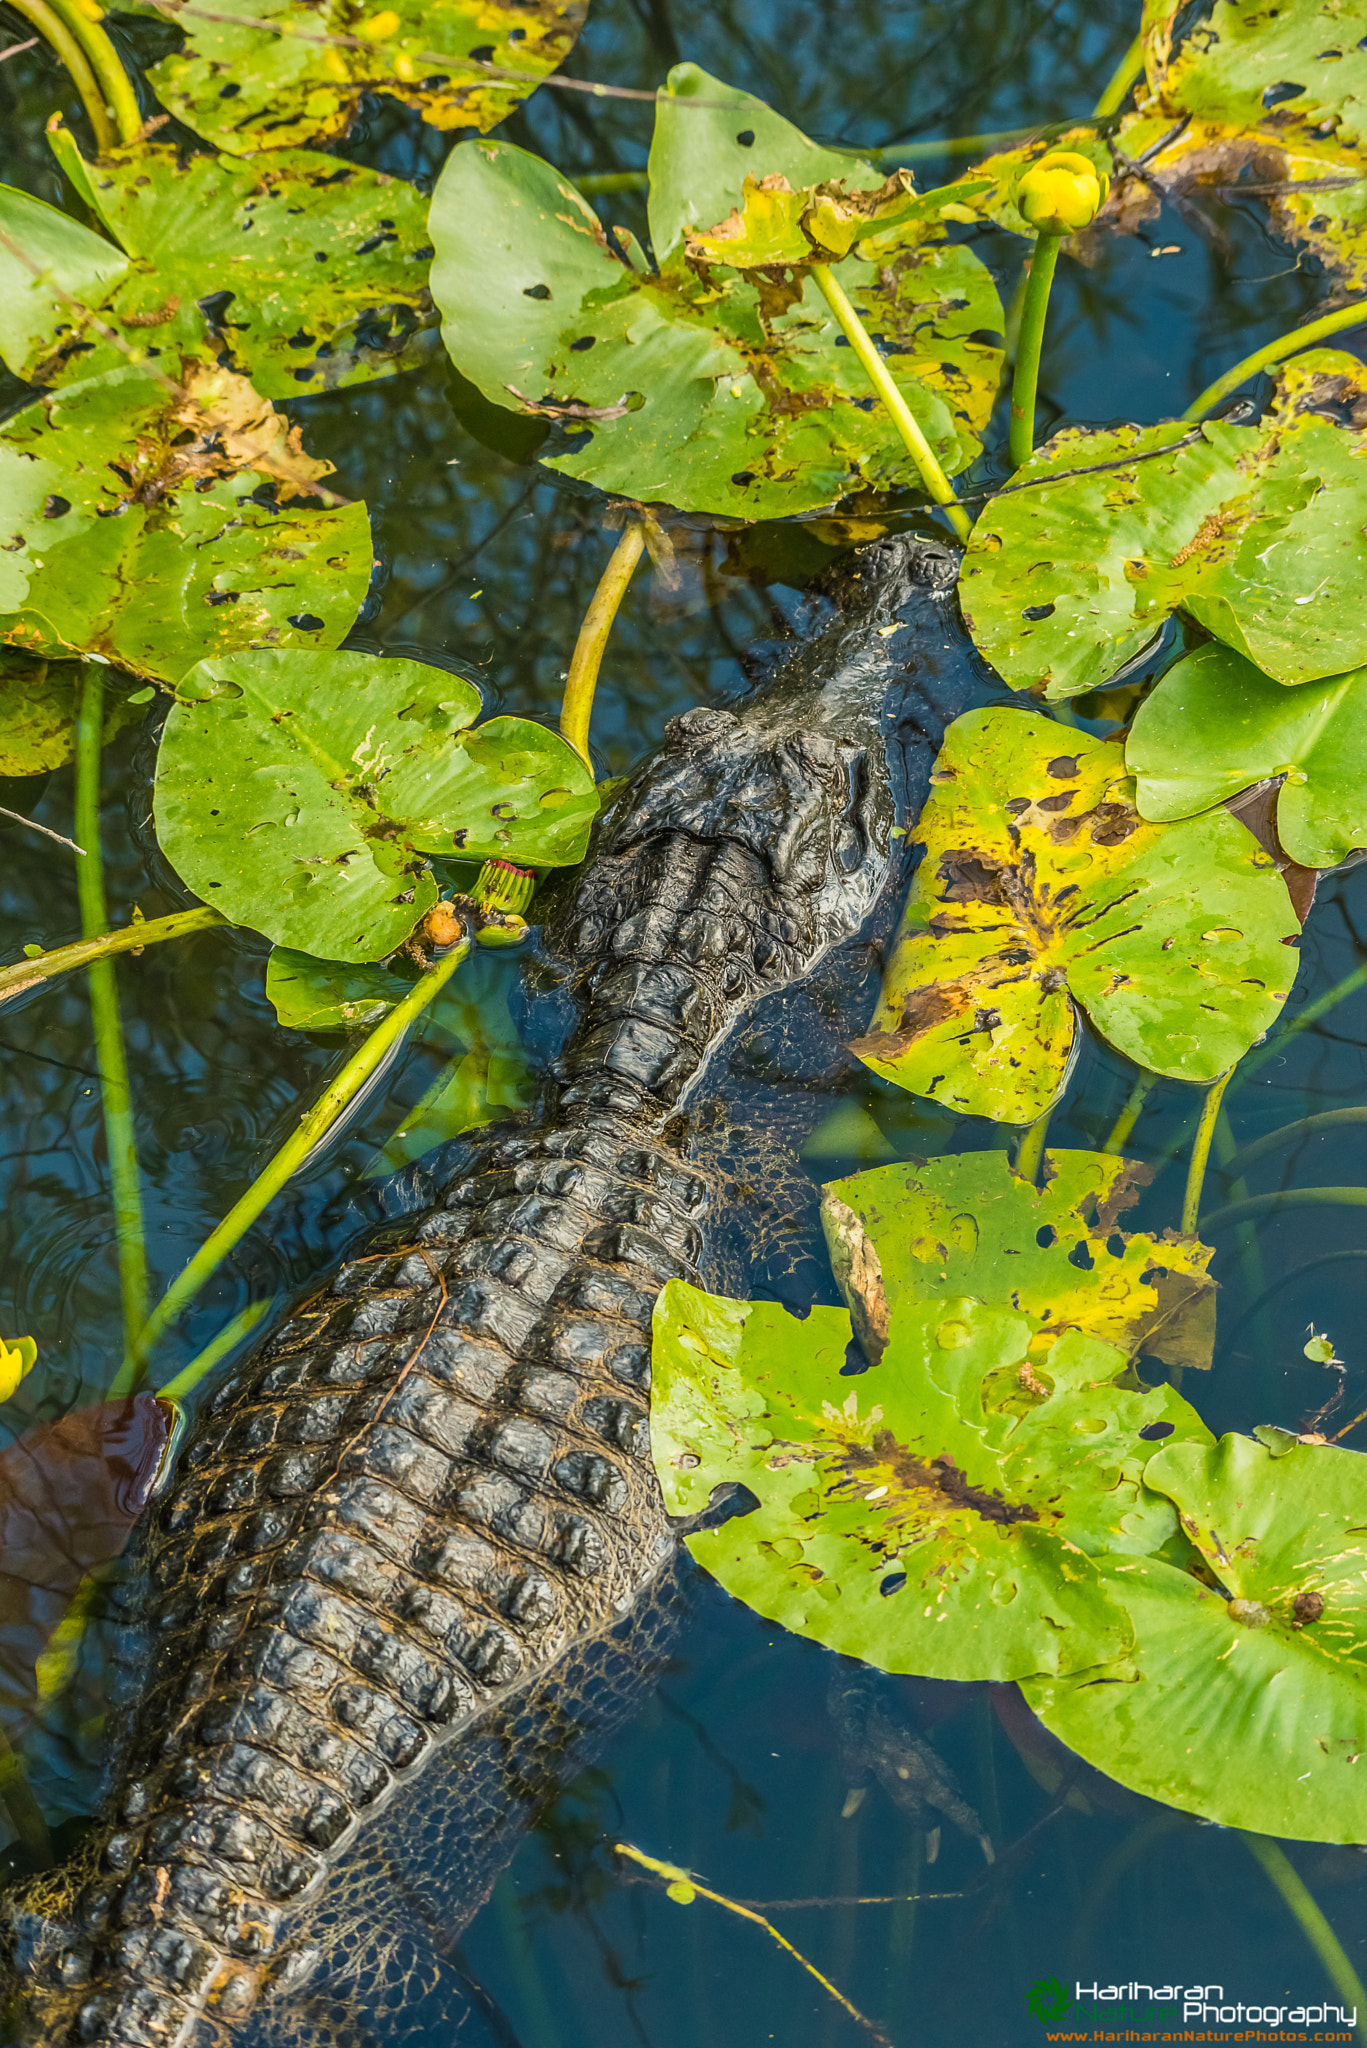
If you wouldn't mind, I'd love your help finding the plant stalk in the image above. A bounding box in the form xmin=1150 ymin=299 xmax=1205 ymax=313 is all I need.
xmin=116 ymin=933 xmax=472 ymax=1391
xmin=156 ymin=1294 xmax=274 ymax=1403
xmin=0 ymin=904 xmax=226 ymax=1009
xmin=1233 ymin=959 xmax=1367 ymax=1087
xmin=1182 ymin=1069 xmax=1232 ymax=1235
xmin=1013 ymin=1109 xmax=1051 ymax=1186
xmin=1008 ymin=234 xmax=1062 ymax=470
xmin=1092 ymin=29 xmax=1146 ymax=118
xmin=1183 ymin=300 xmax=1367 ymax=421
xmin=1222 ymin=1104 xmax=1367 ymax=1183
xmin=1102 ymin=1073 xmax=1152 ymax=1156
xmin=6 ymin=0 xmax=117 ymax=151
xmin=1243 ymin=1835 xmax=1367 ymax=2046
xmin=76 ymin=669 xmax=150 ymax=1372
xmin=809 ymin=261 xmax=972 ymax=540
xmin=1199 ymin=1186 xmax=1367 ymax=1236
xmin=560 ymin=521 xmax=646 ymax=765
xmin=42 ymin=0 xmax=140 ymax=142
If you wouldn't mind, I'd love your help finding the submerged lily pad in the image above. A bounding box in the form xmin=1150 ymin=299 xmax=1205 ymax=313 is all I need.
xmin=821 ymin=1150 xmax=1217 ymax=1375
xmin=0 ymin=367 xmax=369 ymax=685
xmin=429 ymin=79 xmax=1002 ymax=519
xmin=33 ymin=127 xmax=434 ymax=399
xmin=962 ymin=358 xmax=1367 ymax=698
xmin=0 ymin=655 xmax=142 ymax=774
xmin=1025 ymin=1431 xmax=1367 ymax=1843
xmin=136 ymin=0 xmax=587 ymax=156
xmin=154 ymin=651 xmax=596 ymax=961
xmin=652 ymin=1271 xmax=1209 ymax=1683
xmin=265 ymin=949 xmax=413 ymax=1031
xmin=1128 ymin=642 xmax=1367 ymax=869
xmin=851 ymin=708 xmax=1298 ymax=1124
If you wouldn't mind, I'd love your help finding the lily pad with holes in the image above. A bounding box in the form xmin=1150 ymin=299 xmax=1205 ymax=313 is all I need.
xmin=429 ymin=90 xmax=1003 ymax=519
xmin=851 ymin=707 xmax=1298 ymax=1124
xmin=0 ymin=366 xmax=370 ymax=685
xmin=129 ymin=0 xmax=586 ymax=157
xmin=1128 ymin=641 xmax=1367 ymax=869
xmin=154 ymin=651 xmax=596 ymax=961
xmin=33 ymin=127 xmax=435 ymax=399
xmin=1142 ymin=0 xmax=1367 ymax=147
xmin=821 ymin=1150 xmax=1217 ymax=1376
xmin=0 ymin=654 xmax=143 ymax=774
xmin=651 ymin=1270 xmax=1210 ymax=1683
xmin=1024 ymin=1431 xmax=1367 ymax=1842
xmin=961 ymin=356 xmax=1367 ymax=699
xmin=0 ymin=181 xmax=129 ymax=386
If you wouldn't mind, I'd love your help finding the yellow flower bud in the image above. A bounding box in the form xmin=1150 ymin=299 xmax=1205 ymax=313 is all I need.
xmin=1014 ymin=151 xmax=1109 ymax=236
xmin=0 ymin=1333 xmax=37 ymax=1404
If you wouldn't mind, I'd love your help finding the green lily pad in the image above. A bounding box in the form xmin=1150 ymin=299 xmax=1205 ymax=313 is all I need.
xmin=684 ymin=166 xmax=994 ymax=269
xmin=0 ymin=367 xmax=369 ymax=685
xmin=429 ymin=98 xmax=1002 ymax=519
xmin=851 ymin=707 xmax=1298 ymax=1123
xmin=652 ymin=1272 xmax=1210 ymax=1683
xmin=35 ymin=127 xmax=434 ymax=400
xmin=1024 ymin=1431 xmax=1367 ymax=1842
xmin=0 ymin=654 xmax=142 ymax=774
xmin=821 ymin=1150 xmax=1217 ymax=1376
xmin=961 ymin=357 xmax=1367 ymax=698
xmin=154 ymin=651 xmax=596 ymax=961
xmin=135 ymin=0 xmax=586 ymax=157
xmin=1128 ymin=641 xmax=1367 ymax=869
xmin=265 ymin=949 xmax=413 ymax=1031
xmin=0 ymin=182 xmax=129 ymax=386
xmin=1142 ymin=0 xmax=1367 ymax=147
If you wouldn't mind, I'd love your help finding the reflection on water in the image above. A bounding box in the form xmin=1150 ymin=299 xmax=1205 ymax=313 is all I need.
xmin=4 ymin=0 xmax=1367 ymax=2038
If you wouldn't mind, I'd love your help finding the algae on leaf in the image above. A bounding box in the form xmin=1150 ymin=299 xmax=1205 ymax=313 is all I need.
xmin=155 ymin=651 xmax=596 ymax=961
xmin=135 ymin=0 xmax=587 ymax=156
xmin=852 ymin=708 xmax=1297 ymax=1124
xmin=1024 ymin=1431 xmax=1367 ymax=1844
xmin=962 ymin=356 xmax=1367 ymax=699
xmin=0 ymin=367 xmax=369 ymax=685
xmin=1128 ymin=642 xmax=1367 ymax=870
xmin=429 ymin=84 xmax=1003 ymax=519
xmin=822 ymin=1150 xmax=1217 ymax=1376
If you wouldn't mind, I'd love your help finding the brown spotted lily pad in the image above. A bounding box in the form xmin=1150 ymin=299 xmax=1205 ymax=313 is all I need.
xmin=851 ymin=707 xmax=1299 ymax=1125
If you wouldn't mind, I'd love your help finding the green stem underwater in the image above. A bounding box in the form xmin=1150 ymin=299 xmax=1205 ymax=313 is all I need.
xmin=1102 ymin=1073 xmax=1153 ymax=1155
xmin=1092 ymin=28 xmax=1146 ymax=118
xmin=6 ymin=0 xmax=118 ymax=151
xmin=1243 ymin=1836 xmax=1367 ymax=2047
xmin=1182 ymin=1069 xmax=1232 ymax=1235
xmin=115 ymin=931 xmax=473 ymax=1392
xmin=1013 ymin=1109 xmax=1052 ymax=1186
xmin=1184 ymin=299 xmax=1367 ymax=421
xmin=1008 ymin=234 xmax=1061 ymax=470
xmin=0 ymin=904 xmax=226 ymax=1009
xmin=809 ymin=261 xmax=972 ymax=540
xmin=156 ymin=1294 xmax=274 ymax=1404
xmin=42 ymin=0 xmax=141 ymax=143
xmin=76 ymin=669 xmax=150 ymax=1378
xmin=1199 ymin=1185 xmax=1367 ymax=1235
xmin=560 ymin=520 xmax=647 ymax=764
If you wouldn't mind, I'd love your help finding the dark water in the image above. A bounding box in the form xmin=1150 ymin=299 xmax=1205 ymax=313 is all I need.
xmin=3 ymin=0 xmax=1367 ymax=2041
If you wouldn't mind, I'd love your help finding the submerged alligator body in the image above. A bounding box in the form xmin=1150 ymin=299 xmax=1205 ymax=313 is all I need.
xmin=3 ymin=537 xmax=979 ymax=2048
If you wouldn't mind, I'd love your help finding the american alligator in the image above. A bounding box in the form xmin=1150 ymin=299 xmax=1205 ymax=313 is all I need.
xmin=2 ymin=534 xmax=982 ymax=2048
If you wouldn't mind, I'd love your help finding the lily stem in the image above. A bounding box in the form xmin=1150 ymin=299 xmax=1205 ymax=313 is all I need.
xmin=156 ymin=1295 xmax=274 ymax=1404
xmin=9 ymin=0 xmax=140 ymax=147
xmin=1013 ymin=1109 xmax=1052 ymax=1186
xmin=1182 ymin=1069 xmax=1232 ymax=1235
xmin=809 ymin=261 xmax=972 ymax=540
xmin=113 ymin=932 xmax=472 ymax=1393
xmin=560 ymin=521 xmax=646 ymax=765
xmin=1092 ymin=28 xmax=1146 ymax=118
xmin=1101 ymin=1073 xmax=1152 ymax=1156
xmin=1184 ymin=299 xmax=1367 ymax=421
xmin=1243 ymin=1835 xmax=1367 ymax=2047
xmin=76 ymin=668 xmax=150 ymax=1374
xmin=1008 ymin=233 xmax=1062 ymax=470
xmin=0 ymin=904 xmax=226 ymax=1009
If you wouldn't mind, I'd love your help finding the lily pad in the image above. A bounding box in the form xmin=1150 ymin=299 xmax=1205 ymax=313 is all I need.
xmin=35 ymin=127 xmax=435 ymax=399
xmin=1128 ymin=641 xmax=1367 ymax=869
xmin=821 ymin=1149 xmax=1217 ymax=1375
xmin=429 ymin=99 xmax=1003 ymax=519
xmin=851 ymin=707 xmax=1298 ymax=1124
xmin=0 ymin=654 xmax=142 ymax=774
xmin=652 ymin=1275 xmax=1209 ymax=1683
xmin=1142 ymin=0 xmax=1367 ymax=147
xmin=136 ymin=0 xmax=587 ymax=157
xmin=1024 ymin=1431 xmax=1367 ymax=1843
xmin=154 ymin=651 xmax=596 ymax=961
xmin=0 ymin=366 xmax=370 ymax=685
xmin=265 ymin=949 xmax=413 ymax=1031
xmin=961 ymin=359 xmax=1367 ymax=698
xmin=0 ymin=181 xmax=129 ymax=386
